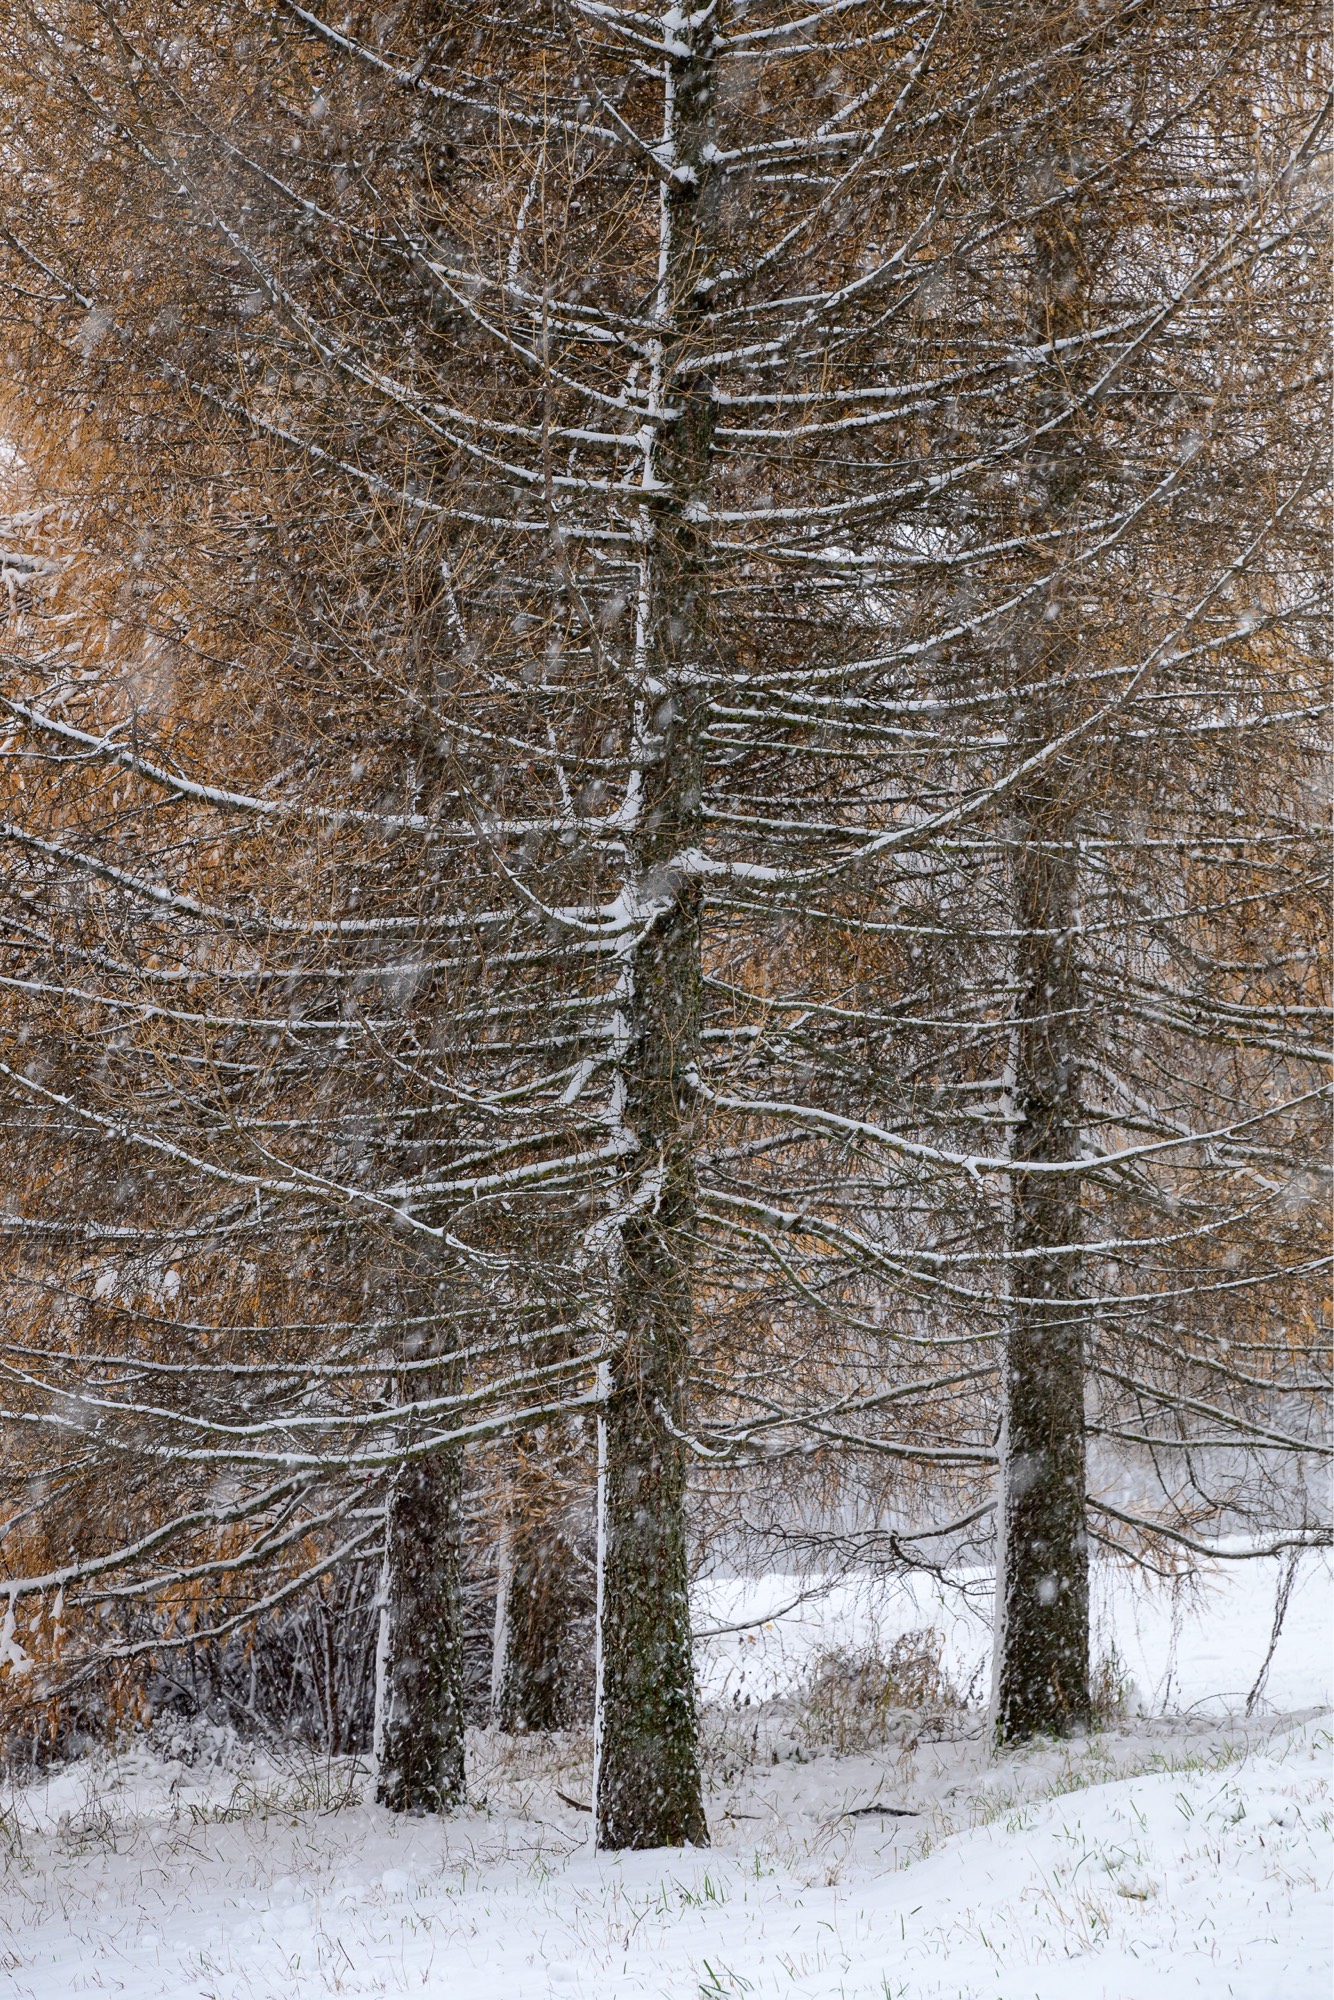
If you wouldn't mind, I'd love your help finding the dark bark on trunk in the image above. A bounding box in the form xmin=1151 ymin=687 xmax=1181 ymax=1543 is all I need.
xmin=496 ymin=1516 xmax=582 ymax=1734
xmin=596 ymin=1074 xmax=708 ymax=1848
xmin=993 ymin=103 xmax=1097 ymax=1745
xmin=591 ymin=17 xmax=718 ymax=1854
xmin=594 ymin=679 xmax=710 ymax=1847
xmin=995 ymin=811 xmax=1091 ymax=1742
xmin=376 ymin=1445 xmax=466 ymax=1811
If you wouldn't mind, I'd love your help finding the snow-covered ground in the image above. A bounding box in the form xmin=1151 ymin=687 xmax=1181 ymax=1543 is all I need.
xmin=696 ymin=1543 xmax=1334 ymax=1716
xmin=2 ymin=1552 xmax=1330 ymax=2000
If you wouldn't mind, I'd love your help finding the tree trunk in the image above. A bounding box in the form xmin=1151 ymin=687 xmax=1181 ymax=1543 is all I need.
xmin=494 ymin=1458 xmax=586 ymax=1733
xmin=496 ymin=1529 xmax=577 ymax=1732
xmin=376 ymin=1445 xmax=466 ymax=1811
xmin=994 ymin=800 xmax=1091 ymax=1742
xmin=990 ymin=82 xmax=1100 ymax=1745
xmin=591 ymin=12 xmax=718 ymax=1854
xmin=596 ymin=1123 xmax=708 ymax=1847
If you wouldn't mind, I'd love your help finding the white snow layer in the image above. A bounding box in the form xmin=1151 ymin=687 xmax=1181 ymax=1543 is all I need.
xmin=695 ymin=1543 xmax=1334 ymax=1716
xmin=2 ymin=1551 xmax=1330 ymax=2000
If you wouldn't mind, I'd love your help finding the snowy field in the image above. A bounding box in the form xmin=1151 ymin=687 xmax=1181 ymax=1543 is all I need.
xmin=2 ymin=1552 xmax=1329 ymax=2000
xmin=695 ymin=1543 xmax=1334 ymax=1716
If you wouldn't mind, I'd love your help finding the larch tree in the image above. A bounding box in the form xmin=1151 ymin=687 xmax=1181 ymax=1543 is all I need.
xmin=882 ymin=2 xmax=1331 ymax=1740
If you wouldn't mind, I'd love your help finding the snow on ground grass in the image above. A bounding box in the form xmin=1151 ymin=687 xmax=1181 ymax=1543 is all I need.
xmin=1 ymin=1552 xmax=1330 ymax=2000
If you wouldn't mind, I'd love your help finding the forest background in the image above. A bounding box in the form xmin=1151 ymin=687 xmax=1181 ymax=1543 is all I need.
xmin=0 ymin=0 xmax=1326 ymax=1852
